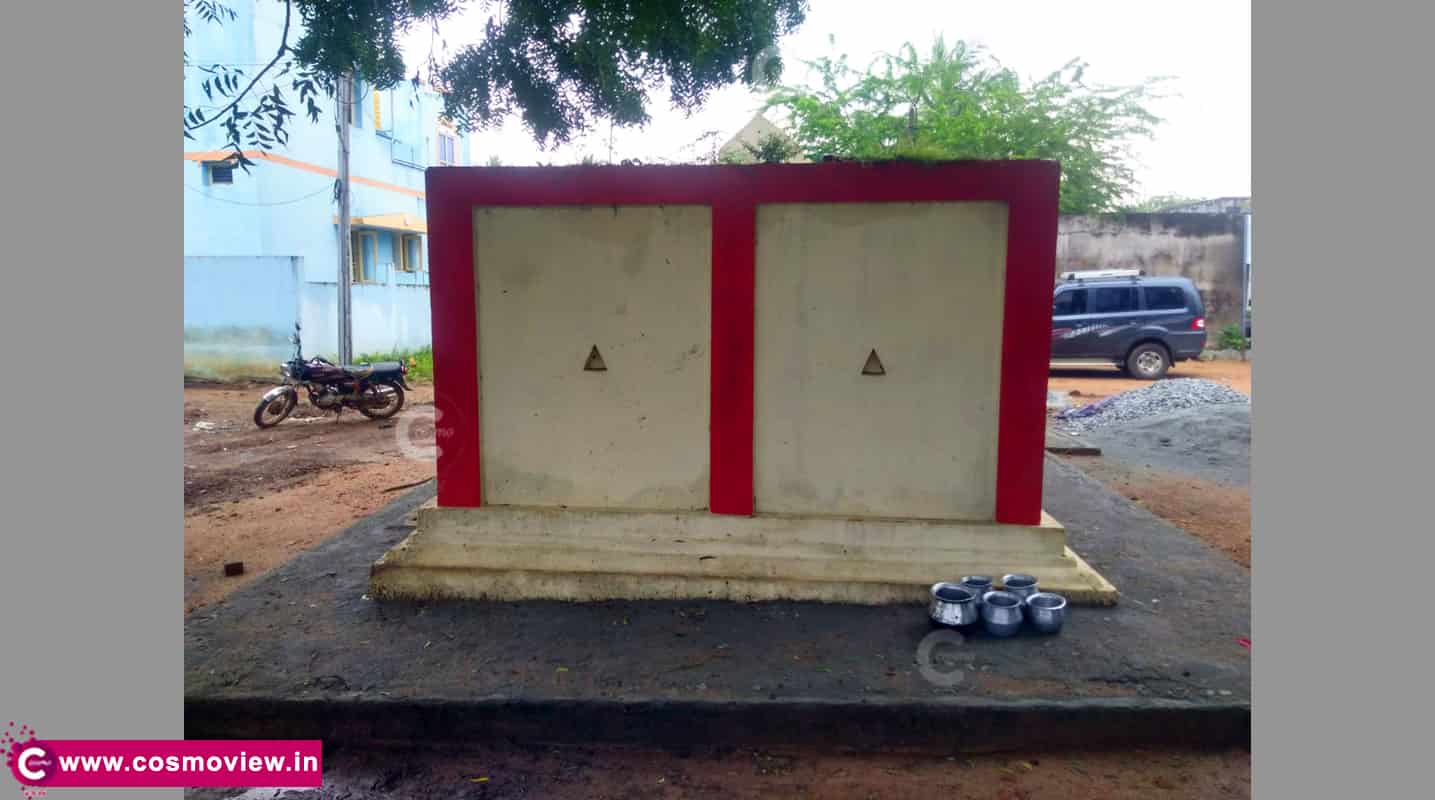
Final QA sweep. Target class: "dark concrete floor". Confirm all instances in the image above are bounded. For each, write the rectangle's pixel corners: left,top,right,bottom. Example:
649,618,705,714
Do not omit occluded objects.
185,455,1249,751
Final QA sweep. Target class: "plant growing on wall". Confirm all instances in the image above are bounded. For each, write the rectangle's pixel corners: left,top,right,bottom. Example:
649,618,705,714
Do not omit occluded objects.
729,131,803,163
1217,323,1250,358
764,36,1165,213
1117,194,1207,213
184,0,809,169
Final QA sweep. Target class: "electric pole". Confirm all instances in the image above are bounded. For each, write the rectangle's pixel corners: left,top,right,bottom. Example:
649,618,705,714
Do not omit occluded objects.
336,71,354,364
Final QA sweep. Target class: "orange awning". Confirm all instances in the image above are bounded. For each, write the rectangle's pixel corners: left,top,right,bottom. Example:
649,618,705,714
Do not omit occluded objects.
332,213,427,234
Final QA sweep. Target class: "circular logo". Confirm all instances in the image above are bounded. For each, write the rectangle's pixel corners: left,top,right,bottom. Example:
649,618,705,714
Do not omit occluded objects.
12,742,56,786
395,404,441,462
915,628,970,688
396,399,477,470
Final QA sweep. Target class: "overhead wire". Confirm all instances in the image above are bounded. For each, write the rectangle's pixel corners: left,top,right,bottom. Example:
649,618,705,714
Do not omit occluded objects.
183,181,335,207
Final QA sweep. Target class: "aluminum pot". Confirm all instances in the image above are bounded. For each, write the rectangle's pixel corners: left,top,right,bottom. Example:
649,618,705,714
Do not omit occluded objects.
928,583,981,628
1025,592,1068,634
1001,573,1039,604
960,576,993,606
980,590,1025,637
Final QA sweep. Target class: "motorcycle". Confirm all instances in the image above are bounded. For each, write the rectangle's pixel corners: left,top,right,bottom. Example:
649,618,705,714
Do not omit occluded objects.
253,323,411,428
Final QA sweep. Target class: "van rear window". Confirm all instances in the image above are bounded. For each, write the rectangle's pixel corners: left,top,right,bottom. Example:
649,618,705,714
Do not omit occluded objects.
1144,286,1187,310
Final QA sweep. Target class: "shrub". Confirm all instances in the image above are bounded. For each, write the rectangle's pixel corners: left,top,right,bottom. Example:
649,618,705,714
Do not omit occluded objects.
356,345,434,381
1217,324,1250,353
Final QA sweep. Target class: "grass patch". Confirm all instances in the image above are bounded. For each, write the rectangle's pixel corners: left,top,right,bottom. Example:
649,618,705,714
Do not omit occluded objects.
356,345,434,381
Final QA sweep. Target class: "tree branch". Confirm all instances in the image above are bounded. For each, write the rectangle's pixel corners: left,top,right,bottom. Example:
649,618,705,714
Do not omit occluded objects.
186,0,292,131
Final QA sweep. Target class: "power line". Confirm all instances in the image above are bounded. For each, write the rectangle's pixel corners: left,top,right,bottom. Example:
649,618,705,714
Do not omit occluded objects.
184,64,438,110
184,61,291,67
185,79,298,111
183,181,334,207
185,78,424,116
184,64,418,103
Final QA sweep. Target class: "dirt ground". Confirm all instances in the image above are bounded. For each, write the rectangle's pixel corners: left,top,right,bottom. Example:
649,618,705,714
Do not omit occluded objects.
184,361,1254,610
188,743,1250,800
183,369,1250,797
1050,361,1252,568
1048,359,1251,407
1060,456,1250,567
183,382,435,613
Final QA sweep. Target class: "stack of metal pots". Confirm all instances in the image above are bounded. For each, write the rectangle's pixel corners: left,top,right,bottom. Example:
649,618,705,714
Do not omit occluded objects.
927,573,1069,637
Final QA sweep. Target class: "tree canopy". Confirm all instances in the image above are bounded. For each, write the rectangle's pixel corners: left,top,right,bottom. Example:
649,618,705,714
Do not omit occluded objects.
764,37,1165,213
184,0,808,167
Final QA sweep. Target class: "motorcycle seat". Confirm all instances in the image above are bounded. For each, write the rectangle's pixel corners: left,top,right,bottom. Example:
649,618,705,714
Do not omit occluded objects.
340,361,403,378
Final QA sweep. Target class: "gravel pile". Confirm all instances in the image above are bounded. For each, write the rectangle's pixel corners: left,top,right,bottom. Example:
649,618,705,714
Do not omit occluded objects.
1086,404,1251,485
1055,378,1249,435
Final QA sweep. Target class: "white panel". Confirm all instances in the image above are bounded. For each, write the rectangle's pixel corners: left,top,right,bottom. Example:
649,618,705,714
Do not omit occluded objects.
476,206,712,509
754,202,1008,520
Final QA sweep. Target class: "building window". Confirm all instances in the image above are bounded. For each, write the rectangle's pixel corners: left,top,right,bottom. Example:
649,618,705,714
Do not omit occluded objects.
397,234,424,272
437,132,456,165
204,161,234,185
372,90,384,130
350,230,378,283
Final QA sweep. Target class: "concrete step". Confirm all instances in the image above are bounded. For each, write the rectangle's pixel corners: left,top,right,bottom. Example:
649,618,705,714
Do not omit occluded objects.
371,505,1117,605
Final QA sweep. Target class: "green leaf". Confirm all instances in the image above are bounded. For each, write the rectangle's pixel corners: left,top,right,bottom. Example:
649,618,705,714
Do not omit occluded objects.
763,35,1163,213
186,0,810,151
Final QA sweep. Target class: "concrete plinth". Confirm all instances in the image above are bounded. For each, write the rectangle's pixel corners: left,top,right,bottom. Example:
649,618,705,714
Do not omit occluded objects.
370,506,1118,606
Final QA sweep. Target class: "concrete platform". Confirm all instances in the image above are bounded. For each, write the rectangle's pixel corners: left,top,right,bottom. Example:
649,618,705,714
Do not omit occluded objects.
184,457,1249,753
371,505,1118,606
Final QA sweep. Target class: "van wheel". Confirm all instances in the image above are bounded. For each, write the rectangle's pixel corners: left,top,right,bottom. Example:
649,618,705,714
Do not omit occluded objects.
1125,343,1170,380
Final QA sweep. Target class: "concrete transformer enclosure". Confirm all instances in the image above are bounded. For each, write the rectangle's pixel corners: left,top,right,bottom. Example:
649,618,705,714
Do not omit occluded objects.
372,162,1117,605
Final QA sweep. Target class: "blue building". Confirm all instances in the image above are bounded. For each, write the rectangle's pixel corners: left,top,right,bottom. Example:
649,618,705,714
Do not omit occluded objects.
184,0,468,379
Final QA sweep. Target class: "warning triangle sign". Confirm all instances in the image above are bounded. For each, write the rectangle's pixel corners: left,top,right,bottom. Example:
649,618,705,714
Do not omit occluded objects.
584,345,608,371
862,349,886,376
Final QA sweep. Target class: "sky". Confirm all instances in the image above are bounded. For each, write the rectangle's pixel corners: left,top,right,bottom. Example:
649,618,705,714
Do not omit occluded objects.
402,0,1250,202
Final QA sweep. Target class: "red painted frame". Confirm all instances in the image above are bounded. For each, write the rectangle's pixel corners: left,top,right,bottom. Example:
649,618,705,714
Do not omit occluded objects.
425,161,1059,525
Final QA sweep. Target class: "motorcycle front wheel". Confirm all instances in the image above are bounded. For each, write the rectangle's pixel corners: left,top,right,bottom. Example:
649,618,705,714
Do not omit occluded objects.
253,389,298,428
357,381,405,420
